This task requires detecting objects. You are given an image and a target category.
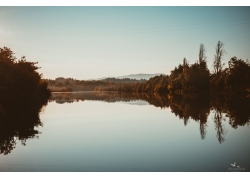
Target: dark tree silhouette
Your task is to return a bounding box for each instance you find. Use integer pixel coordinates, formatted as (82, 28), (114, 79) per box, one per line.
(213, 41), (226, 76)
(213, 110), (227, 144)
(0, 47), (51, 155)
(199, 43), (207, 64)
(225, 56), (250, 92)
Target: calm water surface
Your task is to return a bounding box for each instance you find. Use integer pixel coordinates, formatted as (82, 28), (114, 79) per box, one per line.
(0, 92), (249, 172)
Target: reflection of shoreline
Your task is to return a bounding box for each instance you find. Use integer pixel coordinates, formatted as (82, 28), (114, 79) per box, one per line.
(0, 92), (50, 155)
(49, 91), (147, 104)
(52, 91), (96, 93)
(50, 91), (250, 144)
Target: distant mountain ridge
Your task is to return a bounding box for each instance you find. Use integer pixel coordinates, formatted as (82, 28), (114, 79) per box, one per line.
(115, 73), (162, 80)
(93, 73), (162, 81)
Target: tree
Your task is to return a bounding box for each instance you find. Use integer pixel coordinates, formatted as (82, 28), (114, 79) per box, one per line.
(213, 41), (226, 75)
(198, 44), (209, 71)
(180, 45), (210, 93)
(225, 56), (250, 92)
(0, 47), (16, 64)
(182, 57), (188, 73)
(199, 43), (206, 64)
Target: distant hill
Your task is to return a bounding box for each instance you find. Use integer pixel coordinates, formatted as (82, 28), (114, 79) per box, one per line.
(102, 77), (146, 83)
(102, 73), (162, 80)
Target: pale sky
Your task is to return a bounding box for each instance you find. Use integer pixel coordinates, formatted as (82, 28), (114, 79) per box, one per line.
(0, 6), (250, 80)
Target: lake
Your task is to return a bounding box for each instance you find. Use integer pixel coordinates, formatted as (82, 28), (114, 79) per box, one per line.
(0, 92), (249, 172)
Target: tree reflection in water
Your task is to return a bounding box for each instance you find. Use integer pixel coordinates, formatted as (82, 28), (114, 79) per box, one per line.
(0, 92), (50, 155)
(1, 91), (249, 155)
(51, 91), (250, 143)
(213, 110), (227, 144)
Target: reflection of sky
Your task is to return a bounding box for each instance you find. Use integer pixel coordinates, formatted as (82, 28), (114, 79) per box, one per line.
(0, 100), (249, 171)
(0, 7), (250, 79)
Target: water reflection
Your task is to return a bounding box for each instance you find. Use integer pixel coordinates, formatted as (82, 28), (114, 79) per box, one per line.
(0, 92), (50, 155)
(1, 91), (249, 155)
(51, 92), (250, 143)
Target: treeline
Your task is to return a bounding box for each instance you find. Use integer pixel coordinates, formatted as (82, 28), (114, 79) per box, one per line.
(46, 78), (112, 92)
(95, 74), (169, 92)
(45, 77), (146, 92)
(95, 41), (250, 94)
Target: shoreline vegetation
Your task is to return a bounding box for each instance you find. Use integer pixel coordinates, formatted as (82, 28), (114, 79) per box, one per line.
(94, 41), (250, 95)
(46, 77), (147, 92)
(46, 41), (250, 95)
(0, 47), (51, 155)
(0, 47), (51, 98)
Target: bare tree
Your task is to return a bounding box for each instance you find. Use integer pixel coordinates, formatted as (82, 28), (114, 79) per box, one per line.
(213, 41), (226, 75)
(213, 110), (227, 144)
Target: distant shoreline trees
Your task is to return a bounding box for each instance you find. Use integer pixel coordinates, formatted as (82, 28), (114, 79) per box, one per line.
(45, 77), (147, 92)
(95, 41), (250, 94)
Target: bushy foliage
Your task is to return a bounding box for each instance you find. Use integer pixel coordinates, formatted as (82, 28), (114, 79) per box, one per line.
(0, 47), (51, 155)
(0, 47), (50, 98)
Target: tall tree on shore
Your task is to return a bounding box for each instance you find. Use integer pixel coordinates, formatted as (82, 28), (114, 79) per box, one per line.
(199, 43), (208, 70)
(213, 41), (226, 75)
(199, 43), (206, 64)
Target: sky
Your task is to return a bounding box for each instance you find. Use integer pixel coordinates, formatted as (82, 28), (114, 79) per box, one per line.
(0, 6), (250, 80)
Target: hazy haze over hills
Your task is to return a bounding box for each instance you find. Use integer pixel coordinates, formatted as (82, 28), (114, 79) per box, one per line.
(93, 73), (162, 80)
(115, 73), (162, 80)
